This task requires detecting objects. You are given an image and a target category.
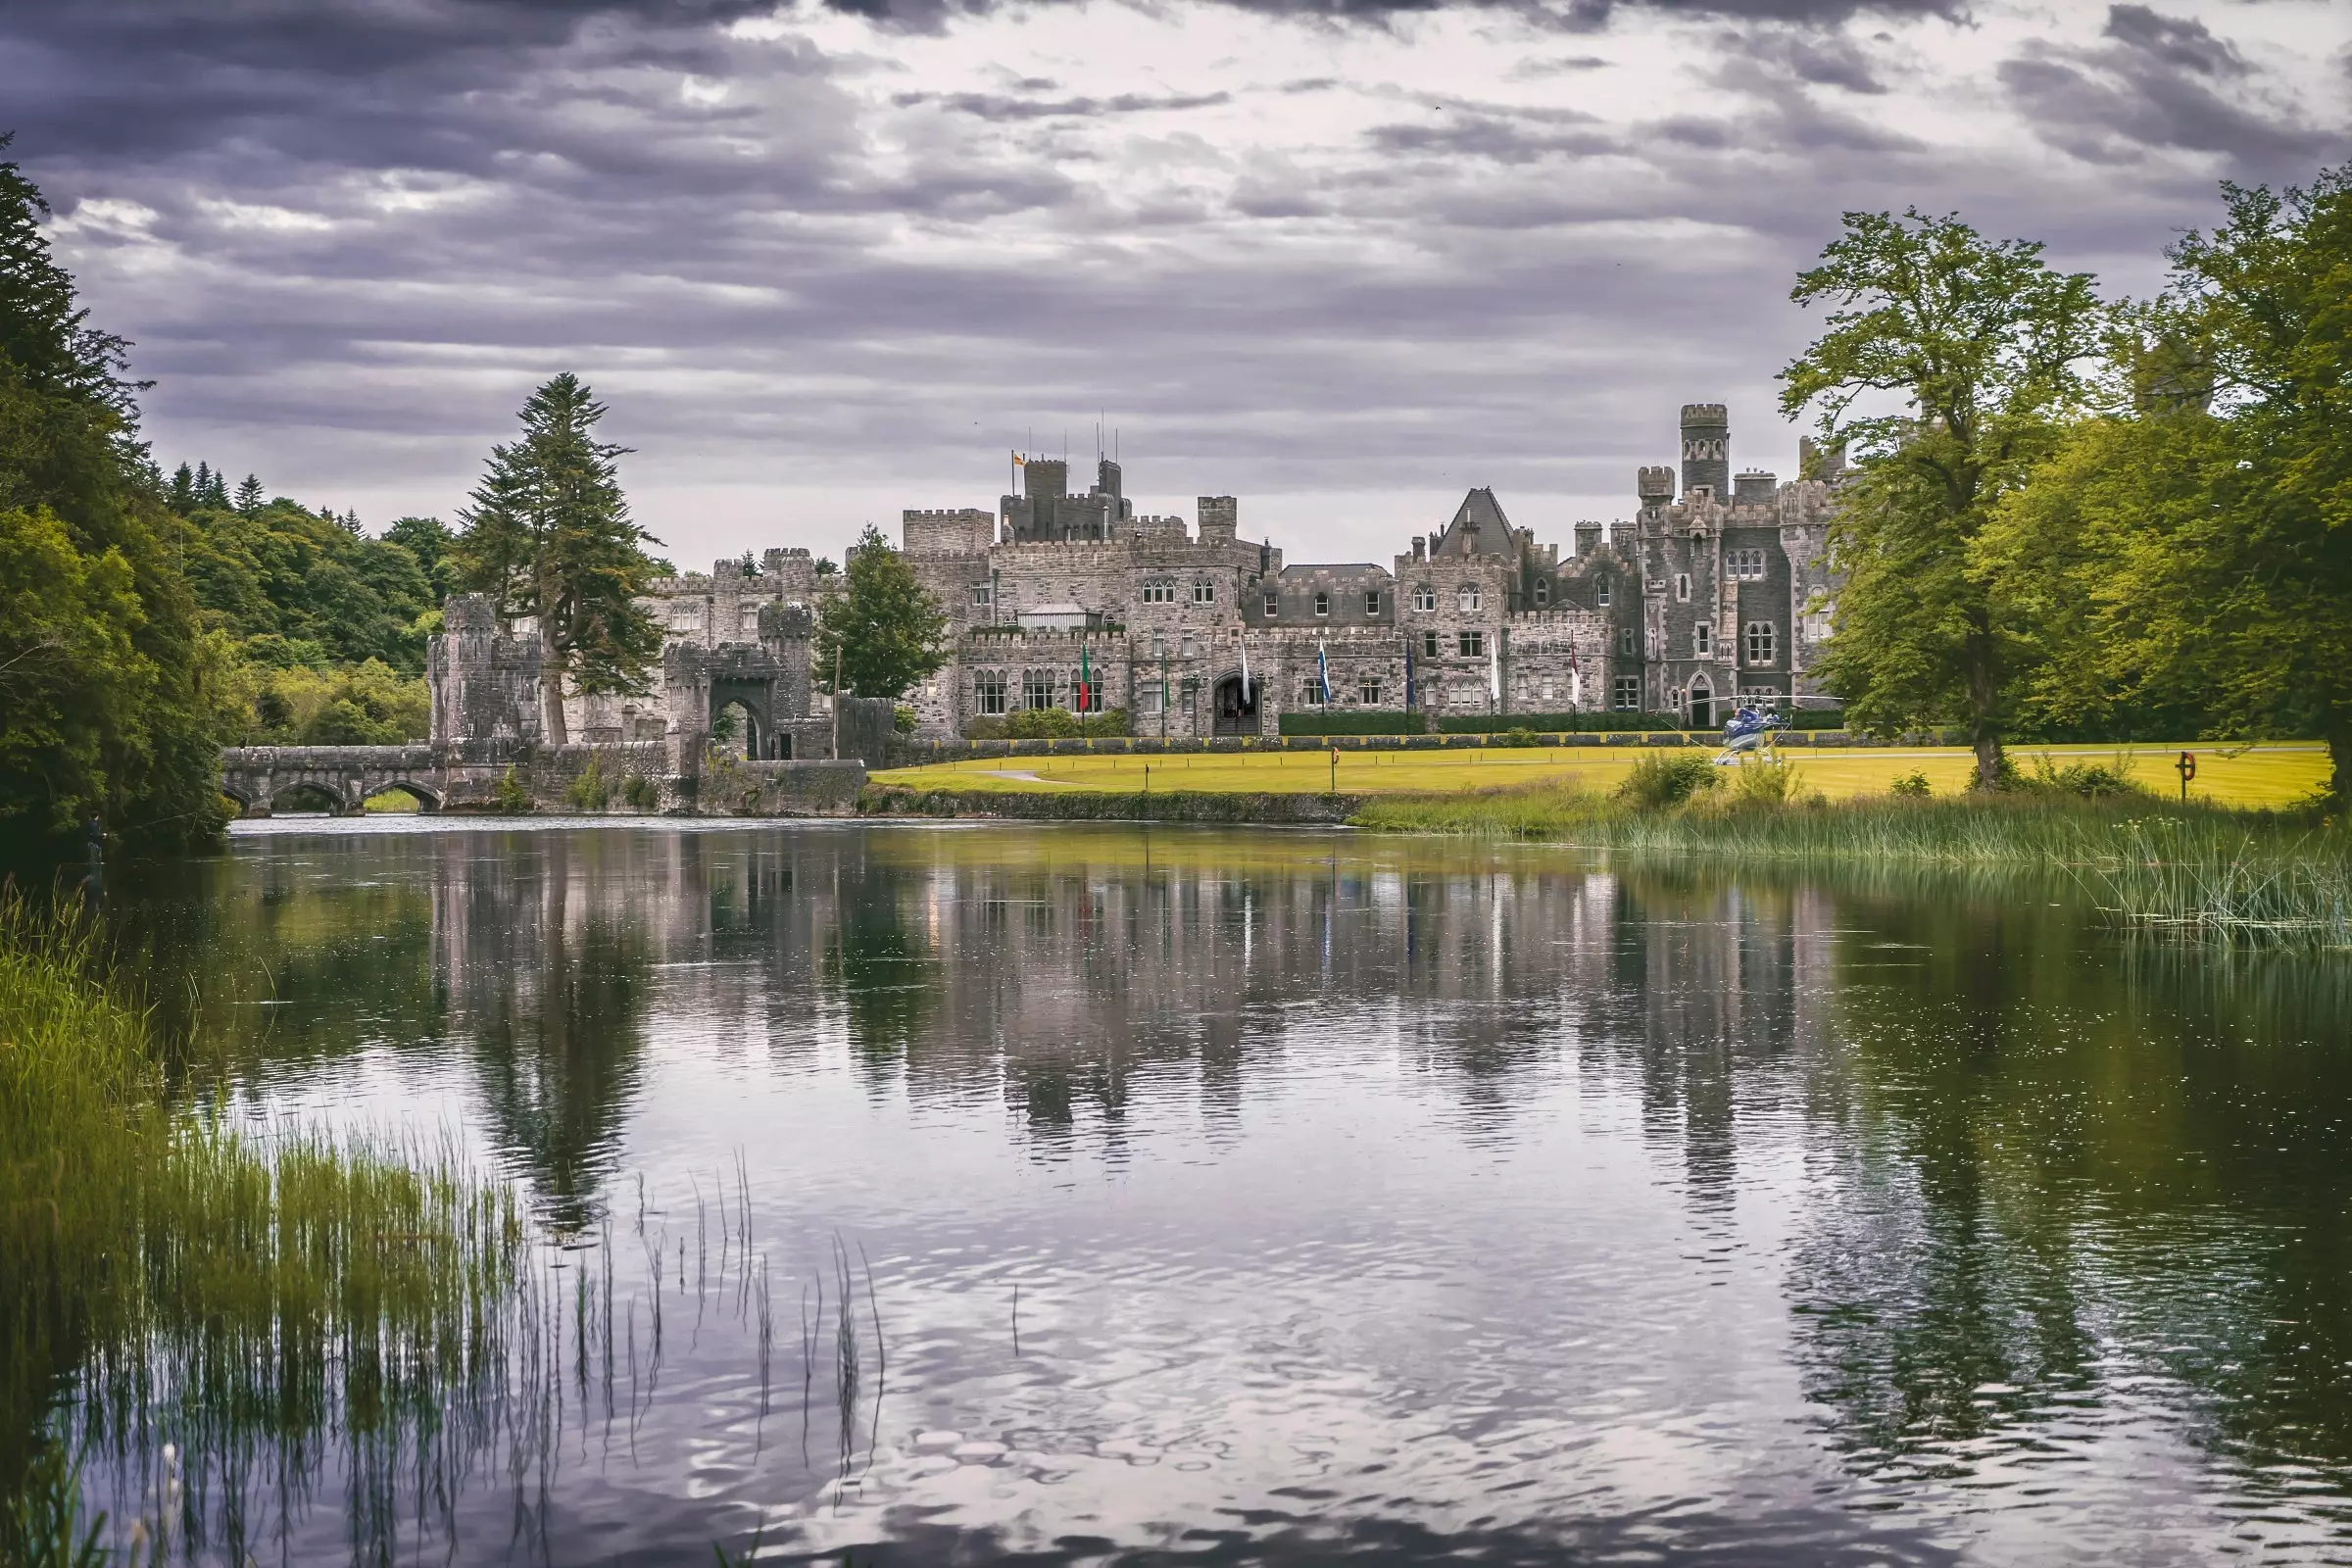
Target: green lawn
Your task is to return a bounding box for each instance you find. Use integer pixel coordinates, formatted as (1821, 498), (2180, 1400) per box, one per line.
(874, 742), (2328, 809)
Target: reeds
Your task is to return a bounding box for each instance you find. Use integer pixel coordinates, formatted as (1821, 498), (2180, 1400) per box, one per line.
(1352, 778), (2352, 950)
(0, 894), (527, 1563)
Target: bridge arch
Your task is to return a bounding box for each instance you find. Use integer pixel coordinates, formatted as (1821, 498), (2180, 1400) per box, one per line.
(269, 780), (350, 815)
(359, 776), (442, 812)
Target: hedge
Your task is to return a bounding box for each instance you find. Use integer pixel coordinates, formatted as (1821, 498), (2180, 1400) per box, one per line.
(1277, 711), (1430, 736)
(1434, 711), (1680, 734)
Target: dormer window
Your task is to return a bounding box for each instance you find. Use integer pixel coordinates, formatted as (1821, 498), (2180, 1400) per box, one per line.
(1264, 590), (1280, 616)
(1365, 590), (1381, 615)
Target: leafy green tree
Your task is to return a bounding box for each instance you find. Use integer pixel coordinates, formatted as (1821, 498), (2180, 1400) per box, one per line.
(452, 374), (663, 743)
(1780, 209), (2108, 788)
(0, 136), (226, 864)
(2119, 171), (2352, 801)
(813, 524), (948, 700)
(383, 514), (458, 605)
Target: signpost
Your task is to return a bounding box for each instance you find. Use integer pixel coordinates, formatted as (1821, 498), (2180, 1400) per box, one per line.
(2176, 750), (2197, 802)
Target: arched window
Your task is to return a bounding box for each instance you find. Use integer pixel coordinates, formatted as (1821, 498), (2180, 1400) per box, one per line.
(1596, 579), (1611, 608)
(1744, 621), (1777, 663)
(1142, 579), (1176, 605)
(1533, 578), (1549, 606)
(1414, 583), (1436, 612)
(1457, 583), (1481, 612)
(1192, 580), (1215, 605)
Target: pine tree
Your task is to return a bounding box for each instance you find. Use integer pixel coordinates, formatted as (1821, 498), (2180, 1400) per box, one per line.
(814, 524), (948, 699)
(451, 373), (662, 743)
(0, 135), (225, 863)
(233, 473), (263, 513)
(201, 466), (227, 509)
(168, 462), (195, 514)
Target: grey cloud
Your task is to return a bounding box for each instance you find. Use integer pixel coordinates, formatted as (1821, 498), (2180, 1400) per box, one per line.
(2000, 8), (2328, 173)
(2102, 4), (2246, 76)
(893, 88), (1235, 119)
(8, 0), (2335, 570)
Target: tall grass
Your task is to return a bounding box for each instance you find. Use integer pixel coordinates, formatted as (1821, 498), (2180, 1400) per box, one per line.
(0, 895), (526, 1563)
(1352, 769), (2352, 951)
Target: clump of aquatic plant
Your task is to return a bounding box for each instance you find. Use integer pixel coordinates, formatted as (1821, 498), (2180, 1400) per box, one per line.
(1353, 787), (2352, 950)
(0, 894), (527, 1563)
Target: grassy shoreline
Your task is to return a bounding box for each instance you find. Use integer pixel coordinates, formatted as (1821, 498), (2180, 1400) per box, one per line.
(1351, 774), (2350, 951)
(1, 896), (525, 1561)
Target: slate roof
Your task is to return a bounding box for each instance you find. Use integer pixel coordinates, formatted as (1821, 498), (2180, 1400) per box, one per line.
(1432, 488), (1521, 556)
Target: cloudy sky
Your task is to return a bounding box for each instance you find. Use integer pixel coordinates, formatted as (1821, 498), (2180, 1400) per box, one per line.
(9, 0), (2346, 567)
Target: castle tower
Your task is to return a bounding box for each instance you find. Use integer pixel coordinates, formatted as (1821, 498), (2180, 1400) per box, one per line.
(1680, 404), (1730, 500)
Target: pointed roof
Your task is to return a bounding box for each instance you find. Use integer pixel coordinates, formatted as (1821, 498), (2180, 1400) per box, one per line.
(1431, 488), (1520, 557)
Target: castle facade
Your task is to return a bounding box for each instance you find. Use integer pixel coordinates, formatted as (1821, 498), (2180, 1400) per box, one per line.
(567, 404), (1842, 754)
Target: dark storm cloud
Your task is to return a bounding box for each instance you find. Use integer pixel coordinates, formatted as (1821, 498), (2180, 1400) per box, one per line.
(1999, 4), (2328, 173)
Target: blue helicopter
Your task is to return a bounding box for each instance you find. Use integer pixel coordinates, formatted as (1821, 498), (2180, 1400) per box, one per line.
(1714, 703), (1787, 764)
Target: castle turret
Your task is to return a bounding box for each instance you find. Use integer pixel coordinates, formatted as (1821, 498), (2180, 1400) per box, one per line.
(1637, 466), (1676, 507)
(1199, 496), (1238, 545)
(1733, 471), (1777, 506)
(1680, 403), (1730, 500)
(1574, 520), (1603, 558)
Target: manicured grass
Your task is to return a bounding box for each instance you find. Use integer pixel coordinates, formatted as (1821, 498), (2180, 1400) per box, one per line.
(874, 742), (2330, 810)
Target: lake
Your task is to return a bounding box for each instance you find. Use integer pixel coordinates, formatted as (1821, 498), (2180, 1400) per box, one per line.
(74, 819), (2352, 1564)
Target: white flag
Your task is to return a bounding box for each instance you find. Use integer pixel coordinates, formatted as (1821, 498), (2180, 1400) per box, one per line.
(1489, 631), (1501, 706)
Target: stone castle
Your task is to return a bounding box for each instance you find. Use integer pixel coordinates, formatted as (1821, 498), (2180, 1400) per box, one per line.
(558, 403), (1842, 751)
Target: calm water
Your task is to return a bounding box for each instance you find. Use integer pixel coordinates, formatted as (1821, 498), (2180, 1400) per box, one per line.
(82, 819), (2352, 1564)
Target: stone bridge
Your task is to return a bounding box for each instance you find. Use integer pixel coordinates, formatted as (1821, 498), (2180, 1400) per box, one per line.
(220, 745), (446, 816)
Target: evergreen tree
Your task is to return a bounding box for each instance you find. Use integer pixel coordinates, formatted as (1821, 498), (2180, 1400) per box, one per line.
(1779, 209), (2107, 788)
(201, 465), (227, 509)
(233, 473), (263, 514)
(168, 462), (195, 514)
(0, 135), (227, 863)
(813, 524), (948, 699)
(451, 374), (662, 742)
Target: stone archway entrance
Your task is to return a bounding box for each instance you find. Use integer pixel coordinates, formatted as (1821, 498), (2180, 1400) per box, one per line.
(1212, 673), (1260, 737)
(1688, 678), (1713, 730)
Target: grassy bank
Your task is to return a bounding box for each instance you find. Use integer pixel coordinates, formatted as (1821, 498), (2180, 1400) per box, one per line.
(1351, 760), (2351, 951)
(0, 896), (525, 1562)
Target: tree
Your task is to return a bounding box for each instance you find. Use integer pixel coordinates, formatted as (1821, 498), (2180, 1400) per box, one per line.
(0, 136), (226, 865)
(233, 473), (263, 513)
(1779, 209), (2107, 788)
(451, 374), (663, 743)
(2023, 170), (2352, 803)
(383, 514), (458, 605)
(813, 524), (947, 699)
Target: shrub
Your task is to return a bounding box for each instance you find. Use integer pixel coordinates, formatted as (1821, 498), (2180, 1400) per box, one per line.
(1083, 707), (1129, 738)
(2025, 753), (2151, 800)
(1889, 771), (1932, 798)
(564, 754), (611, 810)
(1616, 752), (1721, 809)
(1005, 707), (1080, 740)
(1496, 727), (1542, 748)
(963, 715), (1007, 741)
(623, 773), (662, 811)
(490, 765), (531, 814)
(892, 705), (917, 735)
(1722, 759), (1804, 812)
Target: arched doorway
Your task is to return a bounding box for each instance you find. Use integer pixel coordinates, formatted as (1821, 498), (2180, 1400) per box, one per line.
(1687, 678), (1713, 730)
(1211, 674), (1260, 737)
(711, 700), (760, 760)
